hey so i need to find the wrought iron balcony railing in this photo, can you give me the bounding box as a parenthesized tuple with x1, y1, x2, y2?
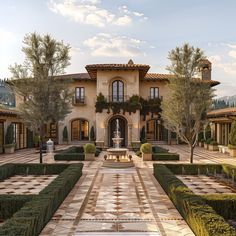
(106, 95, 130, 103)
(73, 96, 86, 106)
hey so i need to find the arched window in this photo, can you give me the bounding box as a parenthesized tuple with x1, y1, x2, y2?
(71, 119, 89, 141)
(112, 80, 124, 102)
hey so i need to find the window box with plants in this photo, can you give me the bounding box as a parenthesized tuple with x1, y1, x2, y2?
(140, 143, 152, 161)
(84, 143, 96, 161)
(229, 121, 236, 157)
(4, 124, 15, 154)
(208, 140, 219, 151)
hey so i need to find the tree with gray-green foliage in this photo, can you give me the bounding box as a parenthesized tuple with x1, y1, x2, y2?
(229, 121, 236, 147)
(9, 32, 72, 163)
(161, 43, 214, 163)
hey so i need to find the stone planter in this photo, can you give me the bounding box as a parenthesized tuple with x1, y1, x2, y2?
(229, 148, 236, 157)
(204, 143, 208, 149)
(85, 153, 95, 161)
(4, 146, 15, 154)
(208, 144, 219, 151)
(142, 153, 152, 161)
(199, 142, 204, 147)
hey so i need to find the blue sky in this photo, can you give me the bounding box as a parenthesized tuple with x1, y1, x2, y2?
(1, 0, 236, 97)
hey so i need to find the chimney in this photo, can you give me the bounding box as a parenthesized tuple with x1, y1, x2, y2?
(198, 59, 212, 80)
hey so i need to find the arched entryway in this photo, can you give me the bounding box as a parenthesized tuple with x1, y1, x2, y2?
(71, 119, 89, 141)
(108, 116, 127, 147)
(146, 119, 163, 141)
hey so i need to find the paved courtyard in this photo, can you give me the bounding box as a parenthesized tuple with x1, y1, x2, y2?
(0, 145, 236, 235)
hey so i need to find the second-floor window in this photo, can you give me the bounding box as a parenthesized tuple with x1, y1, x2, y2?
(75, 87, 85, 103)
(150, 87, 159, 99)
(112, 80, 124, 102)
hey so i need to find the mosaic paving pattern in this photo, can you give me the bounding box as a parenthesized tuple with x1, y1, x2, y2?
(177, 175, 236, 195)
(41, 164, 194, 236)
(0, 175, 57, 194)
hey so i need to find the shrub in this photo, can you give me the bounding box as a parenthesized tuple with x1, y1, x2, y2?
(90, 126, 95, 141)
(5, 124, 14, 145)
(83, 143, 96, 154)
(201, 139, 206, 143)
(54, 146, 85, 161)
(62, 126, 68, 142)
(152, 153, 179, 161)
(229, 121, 236, 146)
(140, 126, 146, 143)
(152, 146, 169, 153)
(210, 140, 218, 145)
(0, 164, 83, 236)
(153, 164, 236, 236)
(140, 143, 152, 154)
(206, 138, 213, 144)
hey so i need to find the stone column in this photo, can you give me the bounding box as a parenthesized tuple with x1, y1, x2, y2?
(216, 123, 221, 145)
(167, 129, 171, 145)
(128, 123, 132, 148)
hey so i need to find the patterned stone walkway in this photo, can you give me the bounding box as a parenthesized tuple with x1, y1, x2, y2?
(40, 157, 194, 236)
(1, 144, 236, 235)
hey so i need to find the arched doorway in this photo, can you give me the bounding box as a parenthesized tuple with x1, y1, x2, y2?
(108, 116, 127, 147)
(146, 119, 163, 141)
(71, 119, 89, 141)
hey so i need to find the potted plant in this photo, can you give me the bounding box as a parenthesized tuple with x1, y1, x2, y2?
(208, 140, 219, 151)
(4, 124, 15, 154)
(84, 143, 96, 161)
(90, 126, 95, 142)
(33, 135, 40, 148)
(199, 139, 205, 147)
(140, 143, 152, 161)
(62, 126, 68, 144)
(204, 138, 212, 150)
(229, 121, 236, 157)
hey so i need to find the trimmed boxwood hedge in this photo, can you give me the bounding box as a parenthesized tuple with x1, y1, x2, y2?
(203, 194, 236, 220)
(0, 163, 83, 236)
(0, 195, 35, 220)
(153, 164, 236, 236)
(152, 153, 179, 161)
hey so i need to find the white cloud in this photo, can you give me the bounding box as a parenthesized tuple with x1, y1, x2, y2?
(228, 50, 236, 59)
(83, 33, 145, 57)
(208, 55, 221, 63)
(227, 44, 236, 49)
(114, 15, 132, 26)
(119, 5, 147, 21)
(48, 0, 147, 27)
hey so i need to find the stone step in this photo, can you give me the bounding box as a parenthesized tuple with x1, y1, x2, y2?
(75, 232, 160, 236)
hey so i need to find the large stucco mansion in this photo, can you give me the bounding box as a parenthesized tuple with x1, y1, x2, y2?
(0, 59, 219, 153)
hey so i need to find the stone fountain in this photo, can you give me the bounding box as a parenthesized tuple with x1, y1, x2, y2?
(103, 119, 134, 168)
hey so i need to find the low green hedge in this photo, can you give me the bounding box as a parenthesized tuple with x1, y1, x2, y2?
(54, 153, 85, 161)
(0, 163, 83, 236)
(162, 163, 223, 175)
(203, 194, 236, 220)
(0, 195, 35, 220)
(152, 153, 179, 161)
(152, 146, 169, 153)
(153, 164, 236, 236)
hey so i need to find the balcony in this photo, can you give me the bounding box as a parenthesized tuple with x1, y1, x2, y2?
(73, 96, 86, 106)
(106, 95, 130, 103)
(147, 96, 163, 101)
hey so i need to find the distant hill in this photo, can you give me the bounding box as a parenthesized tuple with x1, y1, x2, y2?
(212, 95, 236, 110)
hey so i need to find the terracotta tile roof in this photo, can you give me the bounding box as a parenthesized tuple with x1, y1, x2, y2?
(56, 73, 91, 80)
(85, 63, 150, 80)
(0, 107, 18, 117)
(207, 107, 236, 117)
(144, 73, 220, 86)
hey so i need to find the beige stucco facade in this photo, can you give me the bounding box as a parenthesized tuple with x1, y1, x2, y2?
(12, 60, 217, 149)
